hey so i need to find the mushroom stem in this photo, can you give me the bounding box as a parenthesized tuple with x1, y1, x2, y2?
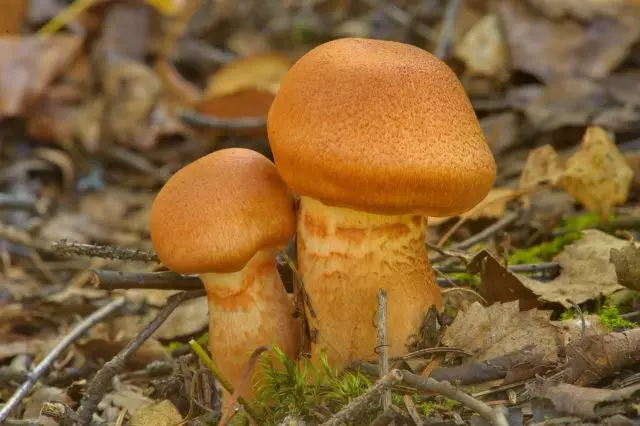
(200, 248, 300, 402)
(297, 196, 442, 372)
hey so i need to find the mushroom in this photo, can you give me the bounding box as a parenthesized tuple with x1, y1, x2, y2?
(149, 147, 301, 402)
(267, 38, 496, 371)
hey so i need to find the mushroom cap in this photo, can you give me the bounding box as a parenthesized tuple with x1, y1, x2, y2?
(149, 148, 296, 274)
(267, 37, 496, 217)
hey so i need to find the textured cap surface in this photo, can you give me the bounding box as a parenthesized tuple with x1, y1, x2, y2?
(150, 148, 296, 274)
(267, 37, 496, 216)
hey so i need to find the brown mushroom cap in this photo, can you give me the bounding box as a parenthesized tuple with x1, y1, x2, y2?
(267, 37, 496, 217)
(149, 148, 296, 274)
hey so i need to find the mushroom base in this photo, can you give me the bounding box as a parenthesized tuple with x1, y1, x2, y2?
(297, 196, 442, 373)
(200, 248, 301, 403)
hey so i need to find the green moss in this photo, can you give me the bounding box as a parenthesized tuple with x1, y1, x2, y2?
(509, 212, 612, 265)
(233, 345, 371, 425)
(598, 305, 638, 331)
(448, 272, 481, 288)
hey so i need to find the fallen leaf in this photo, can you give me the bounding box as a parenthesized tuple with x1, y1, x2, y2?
(519, 144, 564, 189)
(468, 250, 541, 311)
(610, 242, 640, 292)
(441, 300, 559, 363)
(526, 0, 640, 20)
(130, 400, 183, 426)
(534, 382, 640, 419)
(23, 385, 74, 426)
(524, 78, 607, 132)
(102, 387, 155, 414)
(203, 52, 291, 99)
(499, 0, 640, 81)
(102, 55, 162, 150)
(0, 35, 83, 117)
(529, 230, 637, 307)
(480, 112, 520, 157)
(77, 335, 170, 369)
(560, 127, 634, 219)
(454, 13, 510, 86)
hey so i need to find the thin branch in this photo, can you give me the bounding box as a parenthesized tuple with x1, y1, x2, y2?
(376, 289, 391, 411)
(0, 298, 126, 423)
(52, 239, 159, 263)
(436, 262, 561, 275)
(401, 370, 509, 426)
(92, 269, 202, 291)
(429, 211, 520, 263)
(434, 0, 463, 59)
(321, 370, 403, 426)
(178, 110, 267, 130)
(76, 290, 205, 425)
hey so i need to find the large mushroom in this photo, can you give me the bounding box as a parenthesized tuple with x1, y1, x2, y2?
(267, 38, 496, 371)
(149, 148, 301, 402)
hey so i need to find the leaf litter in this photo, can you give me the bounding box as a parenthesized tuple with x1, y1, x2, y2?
(1, 0, 640, 425)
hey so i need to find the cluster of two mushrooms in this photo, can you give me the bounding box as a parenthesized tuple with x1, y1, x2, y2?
(149, 37, 496, 406)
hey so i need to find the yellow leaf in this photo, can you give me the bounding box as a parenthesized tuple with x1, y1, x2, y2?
(560, 126, 634, 219)
(519, 144, 564, 189)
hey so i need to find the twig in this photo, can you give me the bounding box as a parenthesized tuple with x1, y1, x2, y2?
(434, 0, 463, 59)
(107, 147, 171, 183)
(52, 239, 159, 263)
(429, 211, 520, 263)
(189, 340, 261, 423)
(376, 289, 391, 411)
(179, 110, 267, 130)
(76, 290, 205, 425)
(92, 269, 202, 290)
(436, 262, 561, 275)
(401, 370, 509, 426)
(321, 370, 403, 426)
(403, 394, 424, 426)
(0, 298, 126, 423)
(0, 193, 39, 212)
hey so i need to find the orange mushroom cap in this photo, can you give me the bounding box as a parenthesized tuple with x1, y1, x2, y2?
(267, 37, 496, 217)
(149, 148, 296, 274)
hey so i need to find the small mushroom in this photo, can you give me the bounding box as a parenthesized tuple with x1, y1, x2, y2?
(267, 38, 496, 371)
(149, 148, 301, 402)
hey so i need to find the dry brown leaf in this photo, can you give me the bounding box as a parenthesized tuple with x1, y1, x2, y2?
(130, 400, 183, 426)
(524, 78, 607, 132)
(102, 56, 162, 150)
(0, 35, 83, 117)
(468, 250, 542, 311)
(102, 388, 155, 414)
(560, 127, 634, 219)
(519, 144, 564, 189)
(77, 335, 170, 369)
(23, 386, 74, 426)
(441, 300, 559, 363)
(480, 112, 520, 157)
(527, 230, 637, 307)
(454, 13, 510, 85)
(203, 52, 291, 99)
(429, 187, 526, 225)
(499, 0, 640, 82)
(610, 242, 640, 292)
(526, 0, 640, 20)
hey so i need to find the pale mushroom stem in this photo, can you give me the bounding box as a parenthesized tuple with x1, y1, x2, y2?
(199, 248, 301, 403)
(297, 196, 442, 372)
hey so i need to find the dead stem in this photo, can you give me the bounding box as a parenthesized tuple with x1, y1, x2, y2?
(178, 109, 267, 130)
(376, 289, 391, 411)
(402, 370, 509, 426)
(321, 370, 403, 426)
(429, 210, 520, 263)
(52, 239, 159, 263)
(76, 290, 205, 425)
(434, 0, 463, 59)
(92, 269, 202, 290)
(0, 298, 127, 423)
